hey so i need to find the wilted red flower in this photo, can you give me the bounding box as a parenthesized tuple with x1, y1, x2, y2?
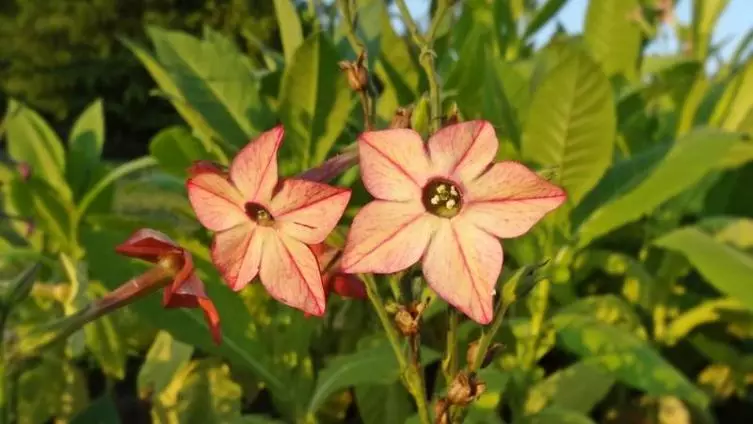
(341, 121, 566, 324)
(115, 229, 221, 344)
(186, 126, 351, 317)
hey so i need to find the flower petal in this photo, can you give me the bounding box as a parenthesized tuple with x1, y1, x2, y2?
(428, 120, 497, 183)
(211, 222, 268, 291)
(259, 233, 326, 316)
(422, 218, 502, 324)
(270, 178, 351, 244)
(230, 126, 283, 203)
(341, 200, 437, 274)
(464, 161, 567, 238)
(162, 274, 222, 345)
(358, 129, 431, 201)
(187, 160, 228, 178)
(115, 228, 179, 263)
(330, 274, 367, 299)
(187, 173, 248, 231)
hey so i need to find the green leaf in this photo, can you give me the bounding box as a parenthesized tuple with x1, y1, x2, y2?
(75, 156, 157, 223)
(279, 32, 354, 172)
(17, 360, 89, 424)
(143, 26, 272, 146)
(654, 227, 753, 312)
(4, 99, 70, 199)
(710, 58, 753, 131)
(6, 178, 75, 253)
(1, 263, 40, 309)
(691, 0, 730, 60)
(523, 0, 569, 40)
(525, 360, 614, 414)
(583, 0, 642, 81)
(149, 126, 213, 177)
(552, 313, 709, 407)
(138, 331, 194, 400)
(577, 130, 750, 245)
(273, 0, 304, 62)
(70, 394, 121, 424)
(66, 99, 105, 199)
(307, 342, 440, 413)
(521, 43, 616, 206)
(355, 383, 413, 424)
(520, 407, 597, 424)
(84, 291, 127, 379)
(151, 359, 242, 424)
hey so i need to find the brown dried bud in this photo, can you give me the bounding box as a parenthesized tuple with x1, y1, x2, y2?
(395, 308, 418, 336)
(433, 398, 450, 424)
(466, 341, 504, 369)
(338, 51, 369, 92)
(447, 372, 486, 406)
(389, 107, 413, 129)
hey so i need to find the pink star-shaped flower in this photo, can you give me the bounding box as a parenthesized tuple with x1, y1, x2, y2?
(115, 228, 222, 344)
(186, 126, 352, 316)
(341, 121, 566, 324)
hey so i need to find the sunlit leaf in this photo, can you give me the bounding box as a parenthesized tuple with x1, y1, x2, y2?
(273, 0, 304, 62)
(522, 42, 616, 206)
(584, 0, 642, 81)
(525, 360, 614, 414)
(138, 331, 194, 400)
(67, 99, 105, 199)
(149, 126, 215, 177)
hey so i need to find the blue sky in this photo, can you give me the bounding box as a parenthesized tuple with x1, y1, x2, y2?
(402, 0, 753, 59)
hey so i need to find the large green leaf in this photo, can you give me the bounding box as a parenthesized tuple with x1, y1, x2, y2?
(278, 32, 354, 173)
(144, 26, 273, 147)
(525, 360, 614, 414)
(138, 331, 195, 399)
(654, 226, 753, 312)
(272, 0, 304, 62)
(66, 99, 105, 199)
(577, 130, 751, 245)
(521, 43, 616, 206)
(552, 313, 709, 407)
(149, 126, 215, 177)
(152, 359, 242, 424)
(583, 0, 642, 81)
(17, 360, 88, 424)
(4, 99, 70, 199)
(355, 383, 413, 424)
(307, 342, 440, 413)
(523, 0, 569, 40)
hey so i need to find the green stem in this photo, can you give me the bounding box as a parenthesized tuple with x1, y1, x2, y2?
(360, 274, 431, 424)
(442, 309, 459, 384)
(395, 0, 448, 133)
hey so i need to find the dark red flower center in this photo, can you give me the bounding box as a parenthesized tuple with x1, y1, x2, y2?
(422, 178, 463, 218)
(245, 202, 275, 226)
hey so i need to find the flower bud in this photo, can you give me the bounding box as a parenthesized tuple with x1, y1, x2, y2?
(389, 107, 413, 129)
(446, 371, 486, 406)
(394, 307, 418, 336)
(466, 340, 504, 369)
(338, 51, 369, 92)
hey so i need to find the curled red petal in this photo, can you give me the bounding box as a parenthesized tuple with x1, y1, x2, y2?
(162, 273, 222, 345)
(115, 228, 181, 263)
(331, 274, 366, 299)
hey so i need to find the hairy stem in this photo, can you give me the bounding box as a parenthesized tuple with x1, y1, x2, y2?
(360, 274, 432, 424)
(395, 0, 448, 133)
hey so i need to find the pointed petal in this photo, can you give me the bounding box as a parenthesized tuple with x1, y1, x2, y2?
(341, 200, 437, 274)
(115, 228, 179, 262)
(211, 223, 268, 291)
(422, 218, 502, 325)
(428, 120, 497, 183)
(230, 126, 283, 203)
(270, 179, 351, 244)
(187, 173, 248, 231)
(259, 233, 326, 316)
(464, 161, 567, 238)
(358, 129, 431, 201)
(187, 160, 228, 178)
(162, 274, 222, 345)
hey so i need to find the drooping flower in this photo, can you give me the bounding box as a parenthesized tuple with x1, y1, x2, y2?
(115, 228, 221, 344)
(341, 121, 566, 324)
(186, 126, 352, 316)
